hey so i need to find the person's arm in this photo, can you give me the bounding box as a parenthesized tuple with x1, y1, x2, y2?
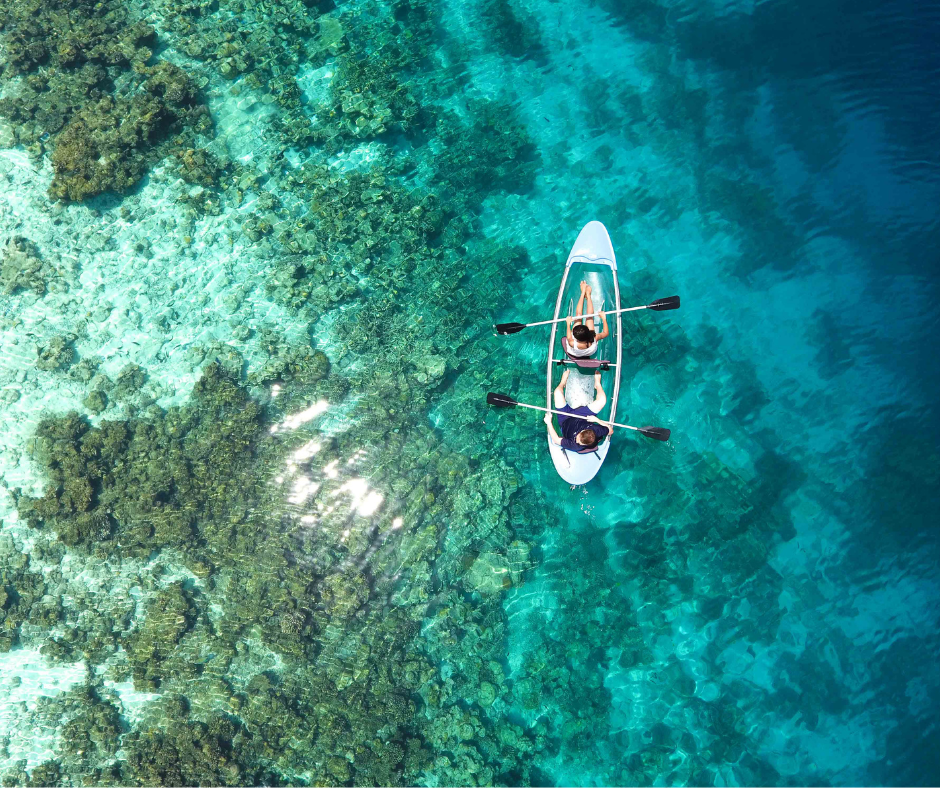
(589, 373, 607, 412)
(565, 316, 574, 345)
(543, 413, 563, 445)
(585, 414, 613, 440)
(596, 309, 610, 341)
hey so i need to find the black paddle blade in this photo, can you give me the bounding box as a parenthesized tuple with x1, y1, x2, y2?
(639, 426, 671, 442)
(648, 295, 680, 311)
(487, 392, 518, 408)
(494, 322, 527, 335)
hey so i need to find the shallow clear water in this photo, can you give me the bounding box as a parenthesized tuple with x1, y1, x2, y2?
(0, 0, 938, 784)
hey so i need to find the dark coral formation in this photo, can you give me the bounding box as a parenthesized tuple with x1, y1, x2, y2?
(0, 0, 210, 201)
(15, 354, 551, 784)
(156, 0, 324, 86)
(0, 0, 154, 77)
(0, 534, 49, 652)
(123, 582, 197, 689)
(49, 63, 210, 201)
(58, 685, 125, 769)
(306, 45, 425, 147)
(121, 712, 257, 786)
(17, 363, 265, 555)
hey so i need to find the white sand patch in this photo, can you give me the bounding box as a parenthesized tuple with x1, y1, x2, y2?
(0, 648, 88, 768)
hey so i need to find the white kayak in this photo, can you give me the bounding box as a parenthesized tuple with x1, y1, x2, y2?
(546, 221, 623, 485)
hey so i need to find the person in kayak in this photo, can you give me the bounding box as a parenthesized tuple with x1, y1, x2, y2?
(565, 281, 609, 358)
(544, 368, 611, 452)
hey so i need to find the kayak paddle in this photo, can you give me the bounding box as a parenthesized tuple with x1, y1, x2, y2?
(487, 392, 671, 442)
(494, 296, 680, 336)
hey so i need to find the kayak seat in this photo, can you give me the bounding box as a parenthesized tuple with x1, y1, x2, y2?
(561, 337, 610, 371)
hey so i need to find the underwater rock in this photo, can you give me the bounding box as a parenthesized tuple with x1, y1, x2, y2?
(465, 552, 512, 596)
(58, 684, 125, 770)
(36, 335, 75, 371)
(317, 16, 345, 50)
(173, 146, 229, 188)
(413, 353, 446, 385)
(112, 363, 148, 400)
(506, 539, 533, 585)
(0, 236, 56, 296)
(250, 340, 329, 387)
(478, 680, 497, 707)
(83, 389, 108, 414)
(69, 356, 100, 383)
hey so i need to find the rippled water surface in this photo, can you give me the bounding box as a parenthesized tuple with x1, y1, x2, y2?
(0, 0, 937, 784)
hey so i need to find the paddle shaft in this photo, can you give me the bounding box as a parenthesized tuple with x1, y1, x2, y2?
(510, 400, 638, 432)
(512, 303, 652, 330)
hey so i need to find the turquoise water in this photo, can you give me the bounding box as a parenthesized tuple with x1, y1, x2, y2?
(0, 0, 938, 784)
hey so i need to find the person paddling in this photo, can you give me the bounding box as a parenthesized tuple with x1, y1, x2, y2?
(544, 369, 611, 453)
(565, 281, 609, 358)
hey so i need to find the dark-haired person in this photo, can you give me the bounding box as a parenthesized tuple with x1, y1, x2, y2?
(565, 280, 609, 358)
(544, 368, 611, 453)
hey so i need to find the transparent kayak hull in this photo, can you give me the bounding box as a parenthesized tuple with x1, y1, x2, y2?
(546, 221, 622, 486)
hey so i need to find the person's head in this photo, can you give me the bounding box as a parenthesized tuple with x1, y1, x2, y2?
(576, 428, 597, 447)
(572, 324, 596, 347)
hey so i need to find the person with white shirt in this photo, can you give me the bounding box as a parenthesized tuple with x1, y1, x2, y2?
(565, 281, 609, 358)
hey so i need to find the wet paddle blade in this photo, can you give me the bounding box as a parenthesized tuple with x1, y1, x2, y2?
(487, 392, 518, 408)
(639, 426, 671, 442)
(494, 322, 527, 335)
(648, 295, 680, 311)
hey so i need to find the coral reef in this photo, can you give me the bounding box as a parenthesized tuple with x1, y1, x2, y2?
(83, 389, 108, 414)
(13, 344, 547, 784)
(123, 582, 196, 689)
(0, 0, 211, 202)
(0, 0, 740, 784)
(58, 685, 125, 769)
(0, 534, 49, 652)
(17, 363, 264, 555)
(49, 64, 210, 201)
(111, 363, 148, 401)
(0, 237, 59, 296)
(309, 54, 423, 145)
(0, 0, 154, 78)
(35, 335, 76, 372)
(121, 712, 257, 786)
